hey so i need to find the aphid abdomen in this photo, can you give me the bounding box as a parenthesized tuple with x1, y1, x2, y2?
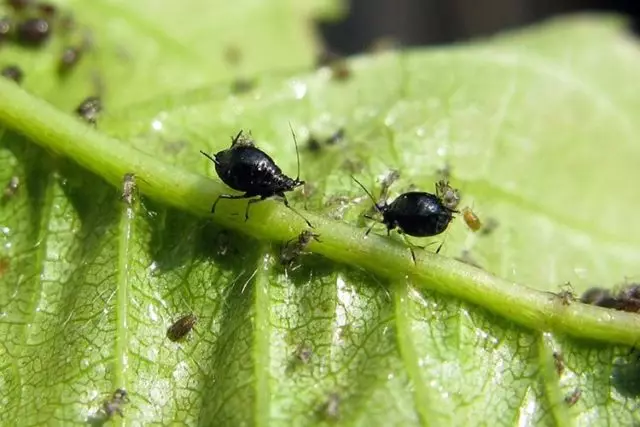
(215, 146, 285, 194)
(385, 192, 453, 237)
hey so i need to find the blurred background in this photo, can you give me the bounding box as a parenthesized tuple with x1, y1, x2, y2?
(319, 0, 640, 54)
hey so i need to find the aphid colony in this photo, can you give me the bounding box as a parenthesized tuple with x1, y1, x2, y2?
(0, 0, 102, 125)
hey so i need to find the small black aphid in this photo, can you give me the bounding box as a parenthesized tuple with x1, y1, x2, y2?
(15, 18, 51, 46)
(280, 229, 320, 267)
(3, 176, 20, 199)
(58, 45, 83, 75)
(352, 176, 457, 240)
(167, 313, 197, 342)
(75, 95, 101, 125)
(580, 287, 623, 310)
(0, 17, 12, 42)
(102, 388, 129, 418)
(121, 173, 136, 206)
(200, 128, 313, 227)
(1, 65, 23, 84)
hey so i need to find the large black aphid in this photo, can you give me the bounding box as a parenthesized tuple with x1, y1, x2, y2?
(352, 176, 457, 258)
(200, 128, 312, 227)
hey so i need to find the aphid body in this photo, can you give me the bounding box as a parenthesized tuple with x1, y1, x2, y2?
(0, 17, 12, 42)
(564, 388, 581, 406)
(3, 175, 20, 199)
(58, 45, 83, 74)
(167, 313, 197, 342)
(553, 351, 564, 376)
(353, 177, 456, 238)
(75, 95, 101, 125)
(280, 229, 320, 267)
(121, 173, 136, 206)
(200, 129, 312, 227)
(435, 179, 460, 210)
(16, 17, 50, 46)
(1, 65, 23, 84)
(102, 388, 129, 418)
(462, 207, 482, 232)
(381, 192, 454, 236)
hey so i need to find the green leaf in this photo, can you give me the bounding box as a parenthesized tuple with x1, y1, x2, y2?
(1, 8, 640, 427)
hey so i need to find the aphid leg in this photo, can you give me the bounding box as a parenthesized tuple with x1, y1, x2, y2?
(245, 197, 266, 221)
(211, 193, 255, 214)
(401, 235, 424, 265)
(281, 194, 314, 228)
(200, 150, 219, 165)
(230, 130, 244, 146)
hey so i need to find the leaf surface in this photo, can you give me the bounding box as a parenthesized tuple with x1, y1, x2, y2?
(0, 6, 640, 427)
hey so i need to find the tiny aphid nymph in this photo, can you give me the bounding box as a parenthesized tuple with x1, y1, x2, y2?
(3, 176, 20, 199)
(121, 173, 137, 206)
(553, 351, 564, 376)
(75, 96, 102, 125)
(462, 207, 482, 232)
(564, 388, 581, 406)
(1, 65, 24, 84)
(167, 313, 197, 342)
(280, 229, 320, 267)
(435, 179, 460, 210)
(200, 127, 312, 227)
(102, 388, 129, 418)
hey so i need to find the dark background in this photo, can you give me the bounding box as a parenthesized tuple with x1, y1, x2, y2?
(318, 0, 640, 54)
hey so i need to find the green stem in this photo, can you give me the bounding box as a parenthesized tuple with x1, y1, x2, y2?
(1, 78, 639, 346)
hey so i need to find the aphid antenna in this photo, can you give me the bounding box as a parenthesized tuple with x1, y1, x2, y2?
(351, 175, 383, 213)
(288, 122, 302, 182)
(200, 150, 219, 165)
(230, 130, 244, 146)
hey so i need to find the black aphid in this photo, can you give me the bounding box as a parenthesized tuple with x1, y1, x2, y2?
(580, 286, 640, 312)
(200, 128, 313, 227)
(75, 95, 101, 125)
(15, 18, 51, 46)
(280, 229, 320, 267)
(102, 388, 129, 418)
(1, 65, 23, 84)
(167, 313, 197, 342)
(352, 176, 457, 248)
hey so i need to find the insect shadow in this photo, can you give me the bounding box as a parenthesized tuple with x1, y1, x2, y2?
(200, 126, 313, 228)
